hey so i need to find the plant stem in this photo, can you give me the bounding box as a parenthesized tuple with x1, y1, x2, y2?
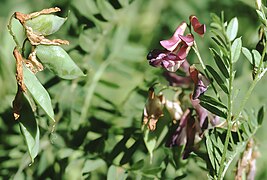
(79, 54, 115, 124)
(193, 43, 221, 100)
(234, 38, 267, 121)
(218, 121, 232, 179)
(7, 13, 21, 51)
(217, 19, 234, 178)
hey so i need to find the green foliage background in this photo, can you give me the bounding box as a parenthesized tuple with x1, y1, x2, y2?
(1, 0, 267, 179)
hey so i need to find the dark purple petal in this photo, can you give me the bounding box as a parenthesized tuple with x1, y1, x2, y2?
(177, 45, 191, 60)
(193, 84, 208, 100)
(147, 49, 168, 60)
(189, 66, 209, 99)
(191, 97, 208, 128)
(190, 15, 206, 36)
(166, 109, 192, 147)
(182, 116, 197, 159)
(163, 71, 192, 87)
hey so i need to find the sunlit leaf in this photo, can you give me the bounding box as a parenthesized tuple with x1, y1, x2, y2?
(242, 47, 253, 65)
(107, 165, 128, 180)
(226, 17, 238, 41)
(143, 128, 157, 161)
(23, 66, 55, 122)
(82, 159, 106, 173)
(256, 10, 267, 26)
(19, 94, 40, 163)
(206, 65, 229, 94)
(25, 14, 66, 36)
(96, 0, 117, 21)
(252, 50, 261, 67)
(36, 45, 85, 79)
(231, 37, 242, 63)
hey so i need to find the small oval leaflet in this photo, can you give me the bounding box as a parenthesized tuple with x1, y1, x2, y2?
(23, 66, 55, 122)
(36, 45, 85, 80)
(25, 14, 66, 36)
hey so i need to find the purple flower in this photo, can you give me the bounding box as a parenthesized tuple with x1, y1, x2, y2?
(160, 21, 187, 51)
(190, 15, 206, 37)
(147, 49, 185, 72)
(189, 66, 209, 99)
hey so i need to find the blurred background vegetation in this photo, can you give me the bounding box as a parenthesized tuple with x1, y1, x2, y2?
(0, 0, 267, 179)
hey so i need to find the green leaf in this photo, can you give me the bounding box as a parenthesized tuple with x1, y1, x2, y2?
(107, 165, 128, 180)
(226, 17, 238, 41)
(256, 10, 267, 26)
(200, 102, 227, 118)
(143, 128, 157, 161)
(206, 133, 216, 170)
(199, 94, 227, 110)
(242, 47, 253, 65)
(25, 14, 66, 36)
(211, 31, 228, 49)
(252, 50, 261, 67)
(257, 106, 265, 125)
(210, 48, 229, 78)
(23, 66, 55, 122)
(206, 65, 229, 94)
(19, 94, 40, 163)
(36, 45, 85, 79)
(231, 37, 242, 63)
(82, 159, 106, 173)
(96, 0, 117, 21)
(130, 159, 144, 170)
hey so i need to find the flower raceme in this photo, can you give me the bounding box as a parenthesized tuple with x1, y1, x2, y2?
(147, 15, 206, 72)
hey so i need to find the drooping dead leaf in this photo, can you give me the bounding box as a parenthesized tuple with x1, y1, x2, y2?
(25, 26, 69, 46)
(13, 48, 26, 92)
(25, 49, 43, 73)
(15, 7, 61, 24)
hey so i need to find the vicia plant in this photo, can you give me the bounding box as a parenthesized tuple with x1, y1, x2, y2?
(8, 7, 84, 163)
(142, 1, 267, 179)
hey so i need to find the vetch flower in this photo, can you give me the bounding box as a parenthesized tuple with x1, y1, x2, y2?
(147, 49, 185, 72)
(143, 88, 165, 131)
(160, 21, 187, 51)
(189, 65, 209, 99)
(190, 15, 206, 36)
(166, 109, 192, 147)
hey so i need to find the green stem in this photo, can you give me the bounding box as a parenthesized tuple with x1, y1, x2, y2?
(7, 13, 21, 51)
(193, 43, 221, 101)
(79, 54, 115, 124)
(217, 18, 234, 178)
(218, 122, 232, 180)
(234, 38, 267, 121)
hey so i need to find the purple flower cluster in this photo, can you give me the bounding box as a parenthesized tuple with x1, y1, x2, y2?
(144, 15, 221, 159)
(147, 16, 206, 72)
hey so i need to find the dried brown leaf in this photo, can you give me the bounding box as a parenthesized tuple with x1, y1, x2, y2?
(13, 48, 26, 92)
(26, 26, 69, 46)
(15, 7, 61, 24)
